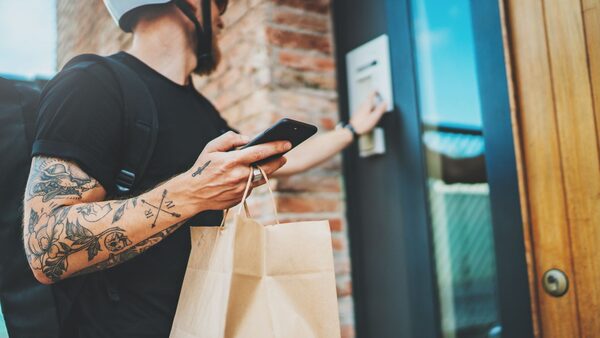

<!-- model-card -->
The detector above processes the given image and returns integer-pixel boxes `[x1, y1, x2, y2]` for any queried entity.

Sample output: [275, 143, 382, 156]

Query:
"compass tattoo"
[141, 189, 181, 227]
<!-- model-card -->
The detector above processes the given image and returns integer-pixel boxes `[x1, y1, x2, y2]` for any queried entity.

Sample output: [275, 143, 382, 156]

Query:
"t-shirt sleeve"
[218, 115, 239, 134]
[32, 66, 123, 195]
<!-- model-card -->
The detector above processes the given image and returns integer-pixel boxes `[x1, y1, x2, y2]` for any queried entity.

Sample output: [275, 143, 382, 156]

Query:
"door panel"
[333, 0, 439, 336]
[410, 0, 502, 336]
[505, 0, 600, 336]
[469, 1, 536, 337]
[408, 0, 534, 337]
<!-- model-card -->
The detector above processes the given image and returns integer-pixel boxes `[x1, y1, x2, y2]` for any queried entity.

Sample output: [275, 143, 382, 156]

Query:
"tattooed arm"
[23, 132, 290, 285]
[23, 157, 192, 284]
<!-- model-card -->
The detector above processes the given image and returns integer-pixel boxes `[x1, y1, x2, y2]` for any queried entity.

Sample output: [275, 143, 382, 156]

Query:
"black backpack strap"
[63, 54, 159, 194]
[52, 55, 159, 326]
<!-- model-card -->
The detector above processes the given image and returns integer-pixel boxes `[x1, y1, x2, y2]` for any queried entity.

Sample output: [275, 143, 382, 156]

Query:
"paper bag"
[170, 168, 341, 338]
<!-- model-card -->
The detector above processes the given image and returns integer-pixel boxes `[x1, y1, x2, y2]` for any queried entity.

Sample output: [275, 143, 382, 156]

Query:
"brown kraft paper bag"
[170, 167, 341, 338]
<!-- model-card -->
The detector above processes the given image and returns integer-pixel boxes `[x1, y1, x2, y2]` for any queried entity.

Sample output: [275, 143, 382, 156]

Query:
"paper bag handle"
[219, 165, 280, 227]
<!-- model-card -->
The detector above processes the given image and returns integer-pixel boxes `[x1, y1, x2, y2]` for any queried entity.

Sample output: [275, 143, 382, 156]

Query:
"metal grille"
[428, 179, 499, 334]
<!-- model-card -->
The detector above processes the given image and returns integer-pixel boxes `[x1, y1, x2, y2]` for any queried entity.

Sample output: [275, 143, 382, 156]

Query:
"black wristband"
[344, 123, 359, 140]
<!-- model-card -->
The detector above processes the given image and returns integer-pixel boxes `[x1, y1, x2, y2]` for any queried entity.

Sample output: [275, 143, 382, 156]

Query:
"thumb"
[204, 131, 250, 153]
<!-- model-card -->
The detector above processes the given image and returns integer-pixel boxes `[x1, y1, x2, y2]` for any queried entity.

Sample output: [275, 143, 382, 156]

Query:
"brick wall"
[56, 0, 354, 336]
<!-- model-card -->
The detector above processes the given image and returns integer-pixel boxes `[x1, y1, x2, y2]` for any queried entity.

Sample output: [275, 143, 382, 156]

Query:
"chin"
[194, 40, 222, 76]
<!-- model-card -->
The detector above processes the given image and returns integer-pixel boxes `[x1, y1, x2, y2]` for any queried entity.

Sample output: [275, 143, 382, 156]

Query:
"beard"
[193, 35, 221, 76]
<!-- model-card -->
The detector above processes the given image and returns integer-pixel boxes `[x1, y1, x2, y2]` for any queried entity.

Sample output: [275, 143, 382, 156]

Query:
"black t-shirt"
[33, 52, 233, 337]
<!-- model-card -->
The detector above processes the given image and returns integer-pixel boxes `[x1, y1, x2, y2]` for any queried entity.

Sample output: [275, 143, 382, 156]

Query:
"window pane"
[0, 303, 8, 338]
[410, 0, 502, 337]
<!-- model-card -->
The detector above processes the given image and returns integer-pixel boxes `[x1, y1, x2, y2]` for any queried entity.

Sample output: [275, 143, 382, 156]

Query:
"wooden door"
[503, 0, 600, 336]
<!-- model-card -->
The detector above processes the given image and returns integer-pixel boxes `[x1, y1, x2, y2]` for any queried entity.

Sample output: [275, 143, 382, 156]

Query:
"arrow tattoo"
[141, 190, 181, 228]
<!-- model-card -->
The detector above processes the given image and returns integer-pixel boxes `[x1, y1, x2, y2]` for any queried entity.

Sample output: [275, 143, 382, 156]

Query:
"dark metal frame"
[422, 123, 484, 136]
[469, 1, 535, 337]
[333, 0, 440, 335]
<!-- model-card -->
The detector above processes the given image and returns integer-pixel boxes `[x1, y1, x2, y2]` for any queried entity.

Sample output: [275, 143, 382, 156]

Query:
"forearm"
[23, 134, 290, 284]
[275, 128, 353, 177]
[24, 173, 197, 284]
[72, 219, 184, 277]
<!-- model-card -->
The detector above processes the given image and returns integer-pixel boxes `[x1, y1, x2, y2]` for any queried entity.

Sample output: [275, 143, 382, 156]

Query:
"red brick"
[279, 50, 335, 71]
[271, 111, 312, 126]
[317, 156, 342, 171]
[332, 237, 345, 251]
[276, 175, 341, 193]
[274, 67, 337, 90]
[304, 71, 337, 89]
[341, 325, 355, 338]
[273, 10, 329, 33]
[276, 195, 340, 213]
[213, 75, 255, 109]
[274, 0, 330, 13]
[266, 27, 332, 54]
[336, 280, 352, 297]
[277, 90, 338, 114]
[320, 116, 337, 130]
[268, 217, 343, 233]
[329, 218, 343, 232]
[220, 67, 243, 89]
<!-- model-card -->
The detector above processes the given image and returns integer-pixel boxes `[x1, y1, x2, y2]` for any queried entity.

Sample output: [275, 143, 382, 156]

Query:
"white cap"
[103, 0, 173, 32]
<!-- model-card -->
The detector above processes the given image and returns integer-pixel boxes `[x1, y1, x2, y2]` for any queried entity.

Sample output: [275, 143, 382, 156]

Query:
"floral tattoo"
[26, 206, 129, 281]
[24, 157, 181, 282]
[27, 158, 98, 202]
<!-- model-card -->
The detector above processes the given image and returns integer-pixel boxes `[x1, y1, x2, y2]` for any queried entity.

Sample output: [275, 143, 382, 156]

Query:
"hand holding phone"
[240, 118, 318, 163]
[241, 118, 317, 150]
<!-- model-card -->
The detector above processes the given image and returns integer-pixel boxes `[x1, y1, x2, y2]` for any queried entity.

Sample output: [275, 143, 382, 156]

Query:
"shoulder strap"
[63, 54, 159, 194]
[50, 54, 159, 324]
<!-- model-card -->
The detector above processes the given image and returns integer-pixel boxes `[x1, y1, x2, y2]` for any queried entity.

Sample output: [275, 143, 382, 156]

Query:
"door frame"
[469, 1, 535, 336]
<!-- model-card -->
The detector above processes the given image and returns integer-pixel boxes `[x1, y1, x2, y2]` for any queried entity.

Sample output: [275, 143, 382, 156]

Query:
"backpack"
[0, 54, 159, 337]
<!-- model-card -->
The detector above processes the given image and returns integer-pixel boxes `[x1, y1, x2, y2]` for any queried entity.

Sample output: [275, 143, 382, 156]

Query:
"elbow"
[22, 244, 54, 284]
[23, 223, 62, 285]
[24, 249, 59, 285]
[31, 268, 55, 285]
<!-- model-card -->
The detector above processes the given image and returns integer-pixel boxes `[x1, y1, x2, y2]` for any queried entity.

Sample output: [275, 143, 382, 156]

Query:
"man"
[22, 0, 387, 336]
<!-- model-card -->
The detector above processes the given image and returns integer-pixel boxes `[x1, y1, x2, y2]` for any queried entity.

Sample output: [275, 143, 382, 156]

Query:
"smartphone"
[240, 118, 317, 161]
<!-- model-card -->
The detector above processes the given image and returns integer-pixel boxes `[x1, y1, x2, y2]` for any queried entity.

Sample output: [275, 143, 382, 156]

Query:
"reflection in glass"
[0, 302, 8, 338]
[411, 1, 502, 337]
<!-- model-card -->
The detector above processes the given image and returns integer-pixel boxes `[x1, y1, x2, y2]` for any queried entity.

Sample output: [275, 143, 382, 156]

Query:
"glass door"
[0, 303, 7, 337]
[407, 0, 531, 337]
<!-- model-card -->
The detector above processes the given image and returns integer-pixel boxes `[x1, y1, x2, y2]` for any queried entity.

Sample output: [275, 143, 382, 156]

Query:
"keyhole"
[547, 275, 557, 290]
[542, 269, 569, 297]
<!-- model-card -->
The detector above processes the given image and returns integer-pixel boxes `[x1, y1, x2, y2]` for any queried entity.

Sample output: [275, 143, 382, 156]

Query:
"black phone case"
[241, 118, 318, 150]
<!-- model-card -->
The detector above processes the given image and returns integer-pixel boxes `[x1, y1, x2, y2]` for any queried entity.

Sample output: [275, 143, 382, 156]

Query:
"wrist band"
[344, 123, 359, 140]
